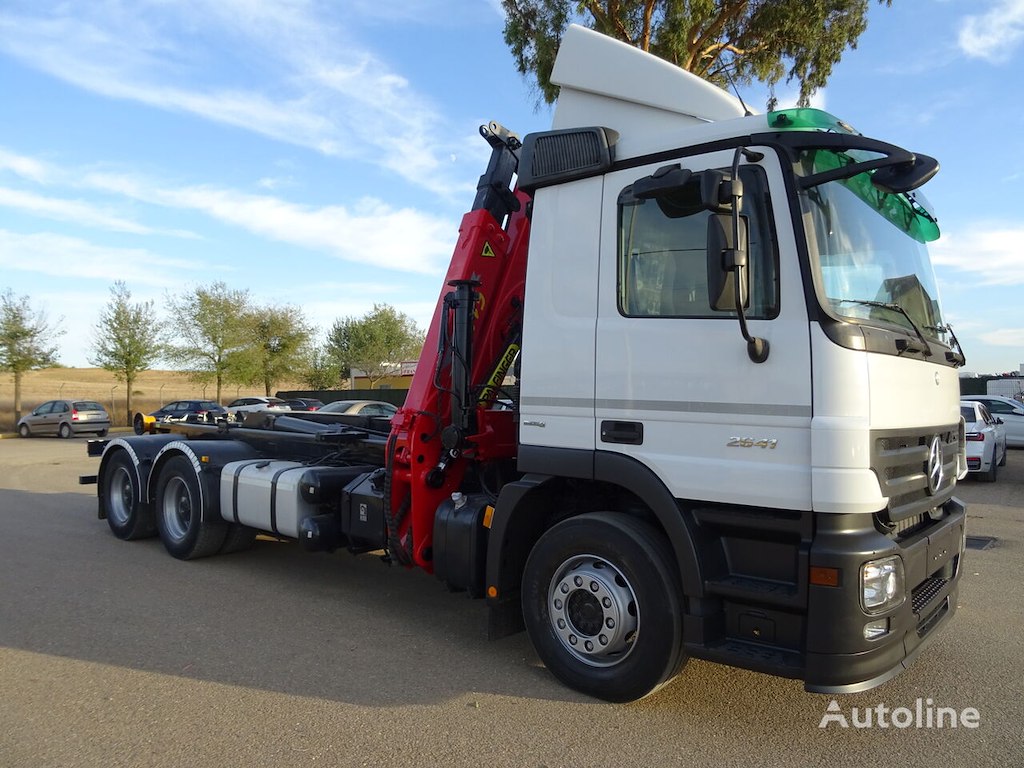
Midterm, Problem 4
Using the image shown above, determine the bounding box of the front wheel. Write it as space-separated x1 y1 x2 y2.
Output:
133 413 145 435
522 512 686 703
154 455 226 559
18 424 30 438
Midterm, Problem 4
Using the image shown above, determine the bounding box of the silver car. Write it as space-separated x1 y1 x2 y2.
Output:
17 399 111 438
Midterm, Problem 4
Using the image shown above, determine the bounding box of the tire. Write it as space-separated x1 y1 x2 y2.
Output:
103 451 156 540
18 423 30 438
133 413 145 435
219 524 258 554
154 455 226 559
998 443 1007 467
521 512 686 703
97 428 109 438
58 422 72 439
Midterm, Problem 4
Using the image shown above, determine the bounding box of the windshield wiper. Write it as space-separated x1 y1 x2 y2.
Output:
837 299 933 358
925 322 967 367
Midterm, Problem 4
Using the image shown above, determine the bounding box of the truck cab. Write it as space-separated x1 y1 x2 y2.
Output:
487 25 965 698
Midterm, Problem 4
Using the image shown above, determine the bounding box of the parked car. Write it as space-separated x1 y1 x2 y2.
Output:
224 396 292 420
133 400 228 435
961 395 1024 447
318 400 398 417
284 397 324 411
961 400 1007 482
17 399 110 438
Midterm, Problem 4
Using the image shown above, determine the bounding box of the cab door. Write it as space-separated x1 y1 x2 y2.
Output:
594 147 813 510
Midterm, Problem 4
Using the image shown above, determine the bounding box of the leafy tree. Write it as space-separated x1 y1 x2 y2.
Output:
237 303 314 396
164 282 251 403
89 282 164 423
300 343 342 391
503 0 892 108
327 304 424 390
0 289 64 421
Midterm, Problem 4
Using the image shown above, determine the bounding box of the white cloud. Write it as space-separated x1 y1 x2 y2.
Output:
979 328 1024 347
0 230 207 287
0 148 53 183
153 185 457 274
929 225 1024 285
1 148 457 275
958 0 1024 63
0 186 195 237
0 1 482 200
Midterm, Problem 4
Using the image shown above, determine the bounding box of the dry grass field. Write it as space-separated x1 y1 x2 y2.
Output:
0 368 305 432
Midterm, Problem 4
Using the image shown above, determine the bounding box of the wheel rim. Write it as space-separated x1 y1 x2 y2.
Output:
161 476 193 541
547 554 639 667
108 466 134 527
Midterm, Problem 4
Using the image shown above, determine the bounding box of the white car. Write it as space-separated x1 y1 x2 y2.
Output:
225 396 292 421
961 401 1007 482
961 395 1024 447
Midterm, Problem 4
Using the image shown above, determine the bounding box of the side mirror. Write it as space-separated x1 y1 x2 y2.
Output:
706 213 750 311
871 153 939 194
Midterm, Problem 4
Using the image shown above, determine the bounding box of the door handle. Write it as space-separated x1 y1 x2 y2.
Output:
601 420 643 445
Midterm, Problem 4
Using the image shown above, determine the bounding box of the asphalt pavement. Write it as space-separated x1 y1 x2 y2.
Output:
1 436 1021 767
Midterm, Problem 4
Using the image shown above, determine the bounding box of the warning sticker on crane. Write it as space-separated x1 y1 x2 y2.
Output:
481 242 496 258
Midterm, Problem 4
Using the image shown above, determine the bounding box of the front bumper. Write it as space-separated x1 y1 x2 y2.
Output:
803 496 965 693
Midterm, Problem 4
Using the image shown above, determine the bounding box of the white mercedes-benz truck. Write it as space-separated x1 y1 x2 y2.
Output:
86 25 967 703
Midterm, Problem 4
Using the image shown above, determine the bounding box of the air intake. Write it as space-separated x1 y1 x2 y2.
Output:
518 127 618 192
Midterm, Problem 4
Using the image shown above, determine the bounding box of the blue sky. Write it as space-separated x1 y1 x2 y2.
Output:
1 0 1022 375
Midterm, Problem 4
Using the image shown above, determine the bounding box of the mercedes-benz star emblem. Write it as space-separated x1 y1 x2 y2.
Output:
926 435 944 495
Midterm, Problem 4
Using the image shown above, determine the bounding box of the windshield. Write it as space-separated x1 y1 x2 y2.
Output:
798 148 948 345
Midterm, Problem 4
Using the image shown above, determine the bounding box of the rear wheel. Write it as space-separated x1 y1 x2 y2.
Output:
133 413 145 435
982 447 998 482
97 428 109 438
18 424 30 438
103 451 155 540
522 512 685 702
58 422 72 439
154 455 226 559
998 443 1007 467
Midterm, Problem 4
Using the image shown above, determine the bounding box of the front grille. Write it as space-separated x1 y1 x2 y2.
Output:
911 576 948 614
886 512 930 540
871 425 959 523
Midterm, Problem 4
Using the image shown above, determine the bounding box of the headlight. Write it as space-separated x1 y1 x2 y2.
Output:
861 555 905 614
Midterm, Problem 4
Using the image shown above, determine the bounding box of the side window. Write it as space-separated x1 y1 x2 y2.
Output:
618 164 778 319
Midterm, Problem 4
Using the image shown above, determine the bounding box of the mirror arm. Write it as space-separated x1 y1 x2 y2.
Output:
728 147 769 364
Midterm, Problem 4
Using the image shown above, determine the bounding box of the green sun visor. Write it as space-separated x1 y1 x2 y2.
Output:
767 108 941 243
